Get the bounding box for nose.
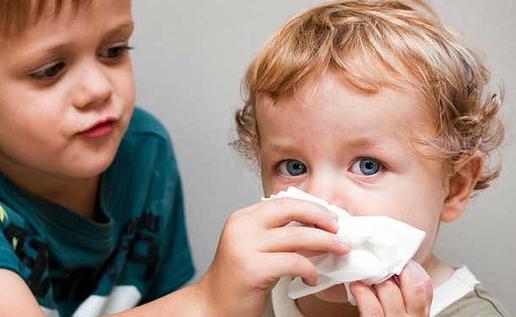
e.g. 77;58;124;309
302;172;352;212
72;61;112;109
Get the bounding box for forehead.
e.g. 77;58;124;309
256;71;435;149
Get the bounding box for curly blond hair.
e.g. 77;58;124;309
234;0;503;190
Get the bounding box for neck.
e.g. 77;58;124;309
420;254;455;288
296;255;454;317
0;157;100;219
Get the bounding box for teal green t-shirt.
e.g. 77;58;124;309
0;107;195;316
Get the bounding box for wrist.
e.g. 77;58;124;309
194;270;228;317
196;267;268;317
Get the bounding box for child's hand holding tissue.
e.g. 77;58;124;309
198;197;349;317
199;187;432;317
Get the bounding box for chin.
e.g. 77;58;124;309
313;284;349;303
64;151;118;178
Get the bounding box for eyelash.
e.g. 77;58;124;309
99;44;134;61
29;44;133;82
30;61;66;81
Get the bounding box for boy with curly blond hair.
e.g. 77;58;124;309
235;1;509;316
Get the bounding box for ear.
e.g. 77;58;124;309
440;151;484;223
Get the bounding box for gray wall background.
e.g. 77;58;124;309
132;1;515;314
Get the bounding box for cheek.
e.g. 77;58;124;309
261;174;281;197
95;65;135;131
120;102;135;130
123;76;136;104
104;61;135;110
392;187;443;227
0;116;67;175
344;177;444;232
0;100;63;145
259;155;280;196
376;177;444;261
118;61;135;99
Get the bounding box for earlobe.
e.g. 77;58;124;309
440;151;484;223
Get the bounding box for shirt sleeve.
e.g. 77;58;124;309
437;285;510;317
0;204;23;274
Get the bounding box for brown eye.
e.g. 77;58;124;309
99;44;133;59
30;62;66;81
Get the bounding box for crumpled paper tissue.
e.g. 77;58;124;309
264;187;425;304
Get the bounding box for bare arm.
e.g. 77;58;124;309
0;268;215;317
0;199;346;317
0;270;45;317
106;281;214;317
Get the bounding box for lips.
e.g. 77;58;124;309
79;119;117;139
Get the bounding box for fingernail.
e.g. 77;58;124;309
334;235;351;251
406;260;430;282
306;276;318;286
329;216;340;232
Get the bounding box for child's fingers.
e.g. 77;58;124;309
399;260;432;316
259;198;338;232
350;282;384;317
373;278;405;316
265;253;319;286
263;226;349;255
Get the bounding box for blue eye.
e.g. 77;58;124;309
30;61;66;81
351;158;382;176
278;159;307;177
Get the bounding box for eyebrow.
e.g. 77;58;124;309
345;137;381;149
263;135;382;149
260;136;306;151
102;21;135;40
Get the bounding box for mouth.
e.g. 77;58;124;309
78;118;117;139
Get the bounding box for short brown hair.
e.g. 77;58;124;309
0;0;88;38
234;0;504;190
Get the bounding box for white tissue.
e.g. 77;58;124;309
265;187;425;304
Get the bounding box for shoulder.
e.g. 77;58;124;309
433;267;509;317
437;285;510;317
116;107;179;168
125;107;172;145
102;107;182;217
